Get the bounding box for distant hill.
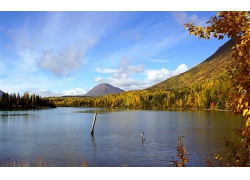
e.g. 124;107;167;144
0;90;4;97
85;83;124;97
148;40;234;91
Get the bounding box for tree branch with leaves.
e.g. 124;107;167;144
185;11;250;166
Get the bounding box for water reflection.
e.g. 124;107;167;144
0;108;245;167
91;135;97;156
74;108;127;114
0;113;30;117
141;132;145;144
141;139;145;144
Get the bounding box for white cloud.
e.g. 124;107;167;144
95;58;145;75
95;67;118;73
172;63;188;76
94;77;104;82
146;63;188;84
95;74;147;90
119;58;144;75
172;12;207;26
145;68;170;83
128;64;144;74
25;87;88;97
4;26;35;52
28;89;62;97
38;39;96;77
94;58;147;90
145;64;188;84
143;64;188;85
94;59;188;90
63;88;87;96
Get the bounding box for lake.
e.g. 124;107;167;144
0;107;244;167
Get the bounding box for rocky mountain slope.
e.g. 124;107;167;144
85;83;124;97
148;40;234;90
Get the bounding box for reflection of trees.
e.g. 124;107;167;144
91;135;97;156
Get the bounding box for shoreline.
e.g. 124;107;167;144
54;105;233;112
0;106;56;111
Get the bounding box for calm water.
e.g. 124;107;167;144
0;107;244;167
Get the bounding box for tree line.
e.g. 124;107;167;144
0;92;56;109
50;74;232;110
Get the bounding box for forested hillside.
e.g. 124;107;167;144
148;40;234;91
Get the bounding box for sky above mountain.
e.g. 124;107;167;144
0;10;230;97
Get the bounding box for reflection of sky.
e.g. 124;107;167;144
0;108;244;166
74;108;128;114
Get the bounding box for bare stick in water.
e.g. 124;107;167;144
141;132;145;141
90;113;97;135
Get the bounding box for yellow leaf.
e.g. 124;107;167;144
246;118;250;127
190;31;194;35
245;102;248;107
243;109;248;116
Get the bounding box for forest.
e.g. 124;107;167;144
0;91;56;109
50;74;231;110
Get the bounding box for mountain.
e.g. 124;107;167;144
85;83;124;97
148;40;234;91
0;90;4;98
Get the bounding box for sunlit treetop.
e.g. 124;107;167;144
185;11;250;41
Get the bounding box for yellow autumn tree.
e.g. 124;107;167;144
185;11;250;166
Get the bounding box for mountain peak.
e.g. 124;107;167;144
0;90;4;97
85;83;124;97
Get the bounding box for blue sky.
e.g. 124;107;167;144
0;11;230;97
